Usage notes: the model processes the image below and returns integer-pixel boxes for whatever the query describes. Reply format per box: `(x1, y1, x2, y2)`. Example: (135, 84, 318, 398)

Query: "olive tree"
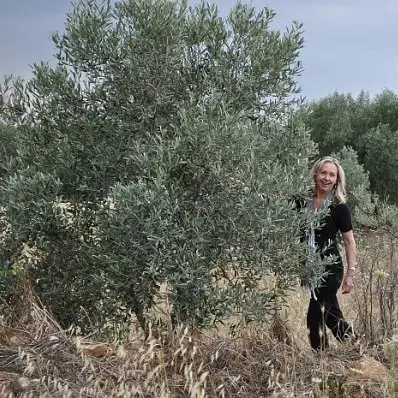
(0, 0, 315, 332)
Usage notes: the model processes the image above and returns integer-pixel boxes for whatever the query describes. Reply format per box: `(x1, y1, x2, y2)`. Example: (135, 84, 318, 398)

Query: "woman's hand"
(342, 274, 355, 294)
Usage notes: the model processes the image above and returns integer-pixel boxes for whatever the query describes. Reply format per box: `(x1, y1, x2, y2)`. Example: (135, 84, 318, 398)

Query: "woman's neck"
(312, 193, 327, 210)
(316, 192, 327, 201)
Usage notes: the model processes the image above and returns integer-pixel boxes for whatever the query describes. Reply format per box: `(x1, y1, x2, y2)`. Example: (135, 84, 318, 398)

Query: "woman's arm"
(341, 229, 357, 294)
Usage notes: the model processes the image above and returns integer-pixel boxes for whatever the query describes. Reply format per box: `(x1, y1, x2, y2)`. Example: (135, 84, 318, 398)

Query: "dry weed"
(0, 231, 396, 397)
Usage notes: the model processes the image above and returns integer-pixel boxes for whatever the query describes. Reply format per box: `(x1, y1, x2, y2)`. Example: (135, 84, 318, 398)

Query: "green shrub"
(0, 0, 315, 332)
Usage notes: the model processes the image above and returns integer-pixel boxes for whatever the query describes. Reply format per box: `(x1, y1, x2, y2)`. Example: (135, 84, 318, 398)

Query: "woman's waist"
(315, 238, 339, 252)
(317, 244, 342, 261)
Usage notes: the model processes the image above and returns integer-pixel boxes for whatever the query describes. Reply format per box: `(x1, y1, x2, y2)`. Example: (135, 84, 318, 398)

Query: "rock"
(0, 326, 29, 346)
(0, 373, 30, 397)
(11, 376, 31, 392)
(77, 342, 115, 357)
(342, 356, 388, 397)
(346, 356, 388, 382)
(9, 335, 25, 346)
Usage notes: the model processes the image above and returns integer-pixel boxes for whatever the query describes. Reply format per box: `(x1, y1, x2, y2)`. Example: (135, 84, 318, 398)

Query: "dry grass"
(0, 232, 396, 397)
(0, 290, 395, 397)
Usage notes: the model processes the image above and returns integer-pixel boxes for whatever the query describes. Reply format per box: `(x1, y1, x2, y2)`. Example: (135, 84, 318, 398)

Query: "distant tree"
(0, 0, 315, 332)
(297, 92, 356, 155)
(358, 124, 398, 202)
(331, 146, 375, 227)
(369, 90, 398, 132)
(299, 89, 398, 204)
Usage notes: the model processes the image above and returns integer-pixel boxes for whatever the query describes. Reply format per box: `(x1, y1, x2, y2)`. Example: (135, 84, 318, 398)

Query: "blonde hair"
(310, 156, 347, 204)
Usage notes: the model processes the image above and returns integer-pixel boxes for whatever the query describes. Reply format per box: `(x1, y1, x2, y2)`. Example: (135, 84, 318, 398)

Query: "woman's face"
(315, 161, 338, 196)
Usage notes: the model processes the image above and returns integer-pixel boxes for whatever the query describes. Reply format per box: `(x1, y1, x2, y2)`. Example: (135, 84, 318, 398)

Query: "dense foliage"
(0, 0, 316, 332)
(299, 90, 398, 204)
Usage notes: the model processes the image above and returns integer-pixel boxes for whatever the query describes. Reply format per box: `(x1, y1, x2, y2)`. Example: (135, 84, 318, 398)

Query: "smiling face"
(315, 161, 338, 196)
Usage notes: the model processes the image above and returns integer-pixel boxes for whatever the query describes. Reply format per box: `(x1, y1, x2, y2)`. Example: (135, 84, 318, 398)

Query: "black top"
(316, 203, 353, 258)
(294, 196, 353, 258)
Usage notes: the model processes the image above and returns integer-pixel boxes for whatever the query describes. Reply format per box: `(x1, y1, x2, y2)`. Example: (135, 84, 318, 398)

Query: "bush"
(331, 146, 375, 227)
(0, 0, 315, 332)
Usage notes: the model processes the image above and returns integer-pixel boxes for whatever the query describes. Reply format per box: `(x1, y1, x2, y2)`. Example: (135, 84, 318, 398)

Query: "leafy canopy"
(0, 0, 315, 332)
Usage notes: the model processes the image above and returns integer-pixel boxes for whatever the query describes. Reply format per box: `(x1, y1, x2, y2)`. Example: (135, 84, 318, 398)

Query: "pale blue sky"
(1, 0, 398, 100)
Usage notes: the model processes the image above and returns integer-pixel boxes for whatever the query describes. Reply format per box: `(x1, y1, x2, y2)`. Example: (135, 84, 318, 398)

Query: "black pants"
(307, 264, 354, 350)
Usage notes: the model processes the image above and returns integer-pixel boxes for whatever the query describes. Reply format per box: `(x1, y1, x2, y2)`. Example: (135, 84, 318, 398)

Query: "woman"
(303, 156, 357, 351)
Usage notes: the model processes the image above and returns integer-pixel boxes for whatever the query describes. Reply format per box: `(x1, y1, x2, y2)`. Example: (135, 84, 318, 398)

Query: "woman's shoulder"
(330, 201, 351, 217)
(331, 201, 350, 209)
(331, 201, 353, 231)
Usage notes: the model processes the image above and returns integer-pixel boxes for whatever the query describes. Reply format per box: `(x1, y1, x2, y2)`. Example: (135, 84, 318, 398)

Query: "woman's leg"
(307, 295, 329, 350)
(308, 275, 354, 349)
(307, 267, 341, 350)
(325, 296, 354, 341)
(306, 259, 356, 350)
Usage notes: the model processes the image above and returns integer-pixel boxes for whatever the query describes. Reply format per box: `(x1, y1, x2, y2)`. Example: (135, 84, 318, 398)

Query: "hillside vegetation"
(0, 1, 397, 396)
